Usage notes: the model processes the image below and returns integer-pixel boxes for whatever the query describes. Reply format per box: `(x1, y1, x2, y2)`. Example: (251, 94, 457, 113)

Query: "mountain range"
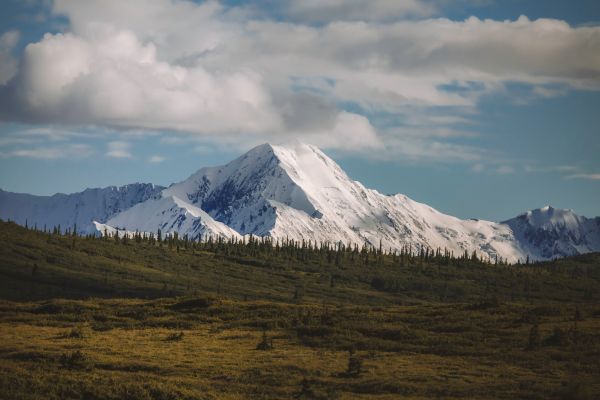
(1, 143, 599, 263)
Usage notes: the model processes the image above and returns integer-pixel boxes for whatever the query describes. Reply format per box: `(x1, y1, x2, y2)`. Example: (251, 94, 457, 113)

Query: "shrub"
(558, 379, 595, 400)
(531, 305, 561, 317)
(296, 378, 317, 399)
(171, 297, 215, 311)
(544, 327, 571, 347)
(468, 296, 501, 310)
(165, 331, 184, 341)
(256, 331, 273, 350)
(59, 350, 90, 370)
(574, 306, 583, 321)
(65, 325, 85, 338)
(91, 321, 114, 332)
(346, 350, 363, 377)
(370, 277, 387, 291)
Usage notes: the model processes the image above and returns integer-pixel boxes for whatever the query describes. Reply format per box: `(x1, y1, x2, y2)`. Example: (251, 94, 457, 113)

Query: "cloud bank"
(1, 0, 599, 161)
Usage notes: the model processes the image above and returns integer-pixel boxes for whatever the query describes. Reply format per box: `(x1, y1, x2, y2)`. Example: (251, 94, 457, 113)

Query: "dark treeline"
(3, 218, 598, 306)
(19, 218, 535, 270)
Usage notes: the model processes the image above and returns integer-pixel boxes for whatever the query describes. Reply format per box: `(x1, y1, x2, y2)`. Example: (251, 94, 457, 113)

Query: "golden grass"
(1, 298, 599, 399)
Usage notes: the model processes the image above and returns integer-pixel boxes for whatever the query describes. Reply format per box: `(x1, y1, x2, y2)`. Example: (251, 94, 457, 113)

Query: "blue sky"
(0, 0, 599, 221)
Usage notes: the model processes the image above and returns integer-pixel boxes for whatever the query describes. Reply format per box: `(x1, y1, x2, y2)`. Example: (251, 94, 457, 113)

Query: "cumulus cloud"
(5, 28, 281, 135)
(294, 111, 383, 152)
(1, 0, 600, 161)
(106, 141, 132, 158)
(227, 15, 600, 111)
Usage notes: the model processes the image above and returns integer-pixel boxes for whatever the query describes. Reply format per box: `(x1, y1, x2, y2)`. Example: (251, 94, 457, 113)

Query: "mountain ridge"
(1, 143, 598, 262)
(0, 183, 164, 234)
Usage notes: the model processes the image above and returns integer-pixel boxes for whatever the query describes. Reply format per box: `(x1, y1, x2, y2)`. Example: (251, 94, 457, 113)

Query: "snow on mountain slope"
(2, 142, 598, 262)
(503, 206, 600, 260)
(0, 184, 163, 234)
(266, 144, 529, 261)
(154, 142, 528, 261)
(103, 195, 240, 239)
(163, 143, 317, 235)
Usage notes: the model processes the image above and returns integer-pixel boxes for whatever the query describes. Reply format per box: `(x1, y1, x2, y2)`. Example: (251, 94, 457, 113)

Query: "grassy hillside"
(0, 220, 599, 399)
(1, 220, 599, 305)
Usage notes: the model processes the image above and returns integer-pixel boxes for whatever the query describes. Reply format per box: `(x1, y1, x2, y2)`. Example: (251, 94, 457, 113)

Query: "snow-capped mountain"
(503, 206, 600, 260)
(1, 143, 598, 262)
(0, 183, 163, 234)
(98, 142, 597, 262)
(142, 142, 524, 261)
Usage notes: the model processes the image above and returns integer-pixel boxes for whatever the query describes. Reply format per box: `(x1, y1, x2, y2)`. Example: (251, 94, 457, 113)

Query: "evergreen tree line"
(9, 217, 538, 268)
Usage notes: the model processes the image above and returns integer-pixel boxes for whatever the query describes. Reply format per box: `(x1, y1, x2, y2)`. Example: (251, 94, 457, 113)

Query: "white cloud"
(388, 139, 483, 163)
(160, 136, 189, 145)
(0, 143, 92, 159)
(286, 111, 383, 152)
(228, 15, 600, 112)
(13, 127, 87, 141)
(193, 145, 213, 154)
(148, 155, 165, 163)
(0, 127, 89, 147)
(0, 137, 37, 146)
(1, 0, 600, 161)
(53, 0, 230, 63)
(471, 163, 484, 173)
(106, 141, 132, 158)
(10, 28, 280, 135)
(566, 173, 600, 181)
(0, 30, 19, 51)
(496, 165, 515, 175)
(525, 164, 579, 174)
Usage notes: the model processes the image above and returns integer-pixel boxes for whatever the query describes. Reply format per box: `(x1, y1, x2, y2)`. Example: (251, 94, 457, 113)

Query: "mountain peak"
(524, 206, 580, 228)
(247, 141, 325, 163)
(3, 144, 599, 262)
(503, 205, 599, 260)
(243, 142, 276, 157)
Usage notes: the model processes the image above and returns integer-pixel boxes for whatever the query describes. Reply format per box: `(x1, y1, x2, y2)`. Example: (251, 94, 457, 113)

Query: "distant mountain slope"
(503, 206, 600, 260)
(1, 143, 598, 262)
(0, 184, 163, 234)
